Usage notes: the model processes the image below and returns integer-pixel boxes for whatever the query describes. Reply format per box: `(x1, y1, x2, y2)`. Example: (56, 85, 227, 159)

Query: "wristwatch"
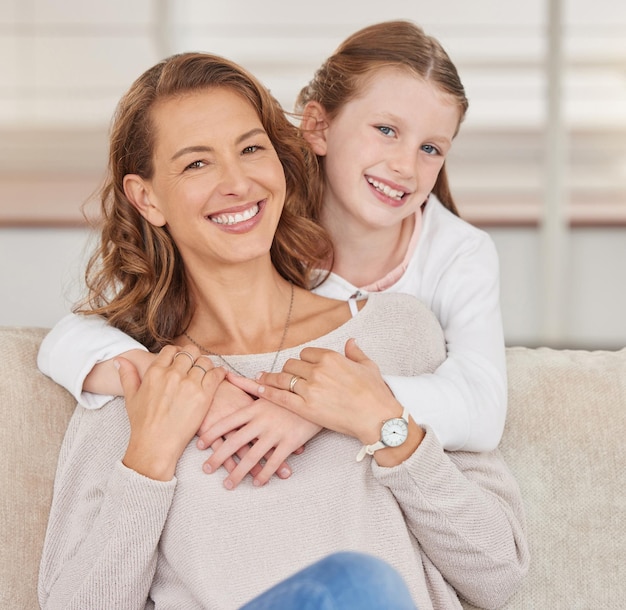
(356, 407, 410, 462)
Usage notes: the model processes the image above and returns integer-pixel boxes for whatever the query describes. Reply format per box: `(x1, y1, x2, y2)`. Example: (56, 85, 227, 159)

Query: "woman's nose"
(217, 160, 251, 196)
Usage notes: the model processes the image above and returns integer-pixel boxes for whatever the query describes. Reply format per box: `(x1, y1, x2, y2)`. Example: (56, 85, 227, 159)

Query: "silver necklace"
(183, 282, 294, 377)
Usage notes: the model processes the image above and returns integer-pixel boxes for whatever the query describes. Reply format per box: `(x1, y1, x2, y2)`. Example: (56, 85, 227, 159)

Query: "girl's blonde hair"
(296, 20, 468, 218)
(79, 52, 333, 351)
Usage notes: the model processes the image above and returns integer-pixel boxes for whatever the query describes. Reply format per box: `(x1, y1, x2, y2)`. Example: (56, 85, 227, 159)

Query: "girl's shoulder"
(424, 195, 492, 243)
(420, 196, 499, 264)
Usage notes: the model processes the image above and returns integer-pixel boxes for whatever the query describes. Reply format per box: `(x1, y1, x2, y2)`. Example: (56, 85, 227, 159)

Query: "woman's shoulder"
(362, 291, 435, 317)
(357, 293, 444, 347)
(351, 293, 446, 375)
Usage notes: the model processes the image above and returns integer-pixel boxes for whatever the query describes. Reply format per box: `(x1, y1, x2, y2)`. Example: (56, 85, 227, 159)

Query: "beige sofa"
(1, 326, 624, 609)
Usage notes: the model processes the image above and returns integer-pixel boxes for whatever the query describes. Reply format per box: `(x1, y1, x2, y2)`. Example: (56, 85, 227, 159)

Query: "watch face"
(381, 417, 409, 447)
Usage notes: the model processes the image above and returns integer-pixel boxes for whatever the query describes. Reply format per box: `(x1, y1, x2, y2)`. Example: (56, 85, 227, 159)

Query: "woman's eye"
(185, 160, 205, 170)
(422, 144, 439, 156)
(376, 125, 396, 137)
(242, 145, 261, 154)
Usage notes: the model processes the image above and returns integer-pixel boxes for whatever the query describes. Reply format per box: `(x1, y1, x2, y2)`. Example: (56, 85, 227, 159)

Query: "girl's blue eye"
(422, 144, 439, 156)
(377, 125, 396, 137)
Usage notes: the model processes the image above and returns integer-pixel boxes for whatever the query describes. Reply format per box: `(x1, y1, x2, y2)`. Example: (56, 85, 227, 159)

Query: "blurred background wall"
(1, 0, 625, 348)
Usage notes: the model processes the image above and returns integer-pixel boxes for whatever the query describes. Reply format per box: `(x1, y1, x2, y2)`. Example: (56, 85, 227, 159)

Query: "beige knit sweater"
(39, 293, 529, 610)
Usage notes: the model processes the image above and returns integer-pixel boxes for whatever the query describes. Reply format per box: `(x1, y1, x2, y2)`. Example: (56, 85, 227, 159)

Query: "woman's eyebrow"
(170, 128, 267, 162)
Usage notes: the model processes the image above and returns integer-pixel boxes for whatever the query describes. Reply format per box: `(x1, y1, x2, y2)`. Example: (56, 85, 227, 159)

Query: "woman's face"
(131, 87, 286, 270)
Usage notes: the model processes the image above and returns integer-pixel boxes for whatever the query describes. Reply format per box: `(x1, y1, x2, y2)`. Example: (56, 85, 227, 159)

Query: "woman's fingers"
(227, 371, 308, 417)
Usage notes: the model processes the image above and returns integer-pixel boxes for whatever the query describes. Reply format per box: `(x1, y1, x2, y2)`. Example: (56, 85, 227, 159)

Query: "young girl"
(38, 20, 506, 486)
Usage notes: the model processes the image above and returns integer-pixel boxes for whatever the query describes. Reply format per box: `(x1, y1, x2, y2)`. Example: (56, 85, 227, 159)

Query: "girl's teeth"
(367, 178, 405, 200)
(211, 204, 259, 225)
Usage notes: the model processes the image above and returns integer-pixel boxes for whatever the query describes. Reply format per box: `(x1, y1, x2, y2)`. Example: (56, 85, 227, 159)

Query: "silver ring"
(173, 351, 195, 365)
(289, 375, 301, 393)
(191, 364, 208, 374)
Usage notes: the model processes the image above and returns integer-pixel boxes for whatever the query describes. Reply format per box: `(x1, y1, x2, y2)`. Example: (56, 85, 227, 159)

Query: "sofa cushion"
(481, 346, 626, 609)
(0, 327, 76, 609)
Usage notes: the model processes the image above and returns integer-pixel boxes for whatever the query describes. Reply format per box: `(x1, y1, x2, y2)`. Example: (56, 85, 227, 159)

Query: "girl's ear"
(123, 174, 166, 227)
(301, 101, 329, 157)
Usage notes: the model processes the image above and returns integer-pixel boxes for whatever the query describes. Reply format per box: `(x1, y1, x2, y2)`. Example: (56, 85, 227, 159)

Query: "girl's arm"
(37, 313, 151, 408)
(385, 233, 507, 452)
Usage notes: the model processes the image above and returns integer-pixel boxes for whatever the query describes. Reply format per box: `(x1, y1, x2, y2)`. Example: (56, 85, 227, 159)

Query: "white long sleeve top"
(38, 195, 507, 451)
(38, 294, 528, 610)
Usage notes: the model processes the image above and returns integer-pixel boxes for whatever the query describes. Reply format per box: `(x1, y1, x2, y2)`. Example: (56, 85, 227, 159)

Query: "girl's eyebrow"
(170, 128, 267, 162)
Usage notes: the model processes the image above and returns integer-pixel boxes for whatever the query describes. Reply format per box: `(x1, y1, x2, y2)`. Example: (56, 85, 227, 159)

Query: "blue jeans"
(239, 551, 416, 610)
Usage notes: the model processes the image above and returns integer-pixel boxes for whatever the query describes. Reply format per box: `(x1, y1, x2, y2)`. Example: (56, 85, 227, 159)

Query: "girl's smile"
(365, 175, 409, 206)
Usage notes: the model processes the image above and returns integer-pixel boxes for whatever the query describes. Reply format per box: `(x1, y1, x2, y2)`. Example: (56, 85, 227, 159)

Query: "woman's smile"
(208, 200, 265, 229)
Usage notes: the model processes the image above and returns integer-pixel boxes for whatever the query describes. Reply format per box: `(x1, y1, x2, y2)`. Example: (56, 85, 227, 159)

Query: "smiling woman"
(37, 51, 528, 609)
(80, 53, 333, 352)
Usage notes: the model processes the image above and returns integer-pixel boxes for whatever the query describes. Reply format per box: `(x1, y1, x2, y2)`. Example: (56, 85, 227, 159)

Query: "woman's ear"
(301, 101, 329, 157)
(123, 174, 166, 227)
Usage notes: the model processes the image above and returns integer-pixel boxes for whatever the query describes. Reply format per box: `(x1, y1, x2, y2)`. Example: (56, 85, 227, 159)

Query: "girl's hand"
(119, 345, 225, 481)
(196, 379, 296, 482)
(230, 339, 403, 445)
(196, 397, 321, 490)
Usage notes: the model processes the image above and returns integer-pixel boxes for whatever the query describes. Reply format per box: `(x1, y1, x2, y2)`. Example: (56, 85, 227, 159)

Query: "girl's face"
(308, 67, 461, 232)
(126, 87, 286, 270)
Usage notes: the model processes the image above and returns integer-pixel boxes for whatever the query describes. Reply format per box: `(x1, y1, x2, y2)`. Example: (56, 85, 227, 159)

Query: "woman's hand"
(196, 397, 321, 490)
(118, 345, 225, 481)
(232, 339, 398, 442)
(196, 379, 298, 483)
(228, 339, 425, 466)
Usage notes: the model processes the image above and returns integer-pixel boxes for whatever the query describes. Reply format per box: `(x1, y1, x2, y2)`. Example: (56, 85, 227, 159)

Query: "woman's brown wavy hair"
(295, 20, 468, 219)
(78, 52, 333, 351)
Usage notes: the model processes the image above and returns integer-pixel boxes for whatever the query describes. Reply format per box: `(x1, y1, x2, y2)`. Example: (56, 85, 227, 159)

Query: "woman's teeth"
(210, 204, 259, 225)
(367, 177, 405, 201)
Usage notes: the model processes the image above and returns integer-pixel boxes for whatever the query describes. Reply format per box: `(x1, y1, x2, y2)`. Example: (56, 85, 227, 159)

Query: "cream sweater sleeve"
(373, 428, 529, 609)
(38, 400, 175, 609)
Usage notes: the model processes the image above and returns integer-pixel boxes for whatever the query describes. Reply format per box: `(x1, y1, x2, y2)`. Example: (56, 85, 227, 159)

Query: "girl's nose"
(388, 144, 417, 180)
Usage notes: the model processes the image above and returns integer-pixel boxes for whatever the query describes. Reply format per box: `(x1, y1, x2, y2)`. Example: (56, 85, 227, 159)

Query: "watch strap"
(356, 441, 385, 462)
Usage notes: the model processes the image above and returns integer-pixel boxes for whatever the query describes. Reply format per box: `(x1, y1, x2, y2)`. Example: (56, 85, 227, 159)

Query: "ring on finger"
(289, 375, 301, 393)
(191, 364, 208, 375)
(174, 350, 195, 366)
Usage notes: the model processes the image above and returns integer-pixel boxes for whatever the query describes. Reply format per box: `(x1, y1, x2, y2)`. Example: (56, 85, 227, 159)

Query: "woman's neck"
(322, 207, 416, 288)
(182, 263, 293, 355)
